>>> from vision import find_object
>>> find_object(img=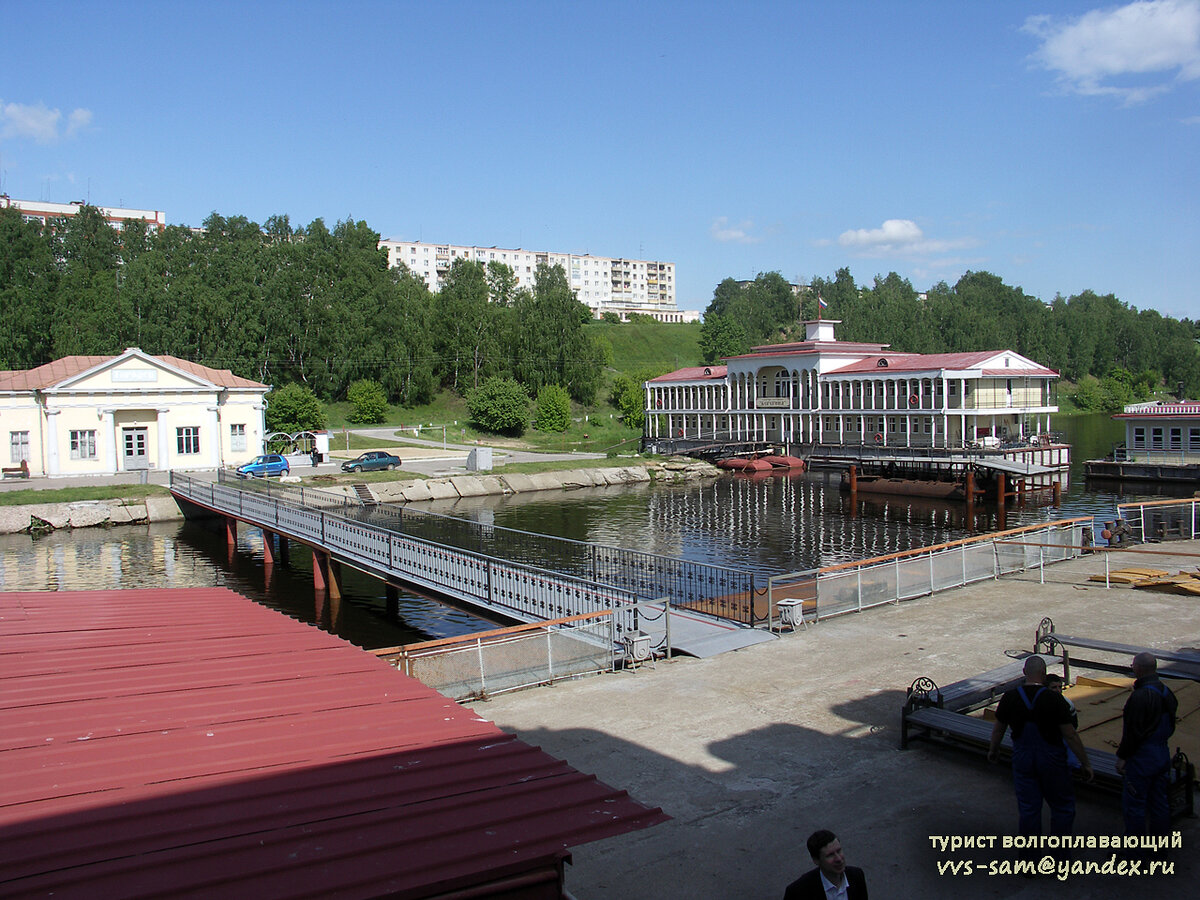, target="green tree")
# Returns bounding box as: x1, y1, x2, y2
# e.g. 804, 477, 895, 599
266, 383, 327, 433
485, 261, 520, 306
467, 376, 530, 436
436, 259, 500, 392
346, 379, 388, 424
0, 207, 58, 367
610, 367, 667, 428
510, 263, 604, 403
534, 384, 571, 432
698, 314, 748, 363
